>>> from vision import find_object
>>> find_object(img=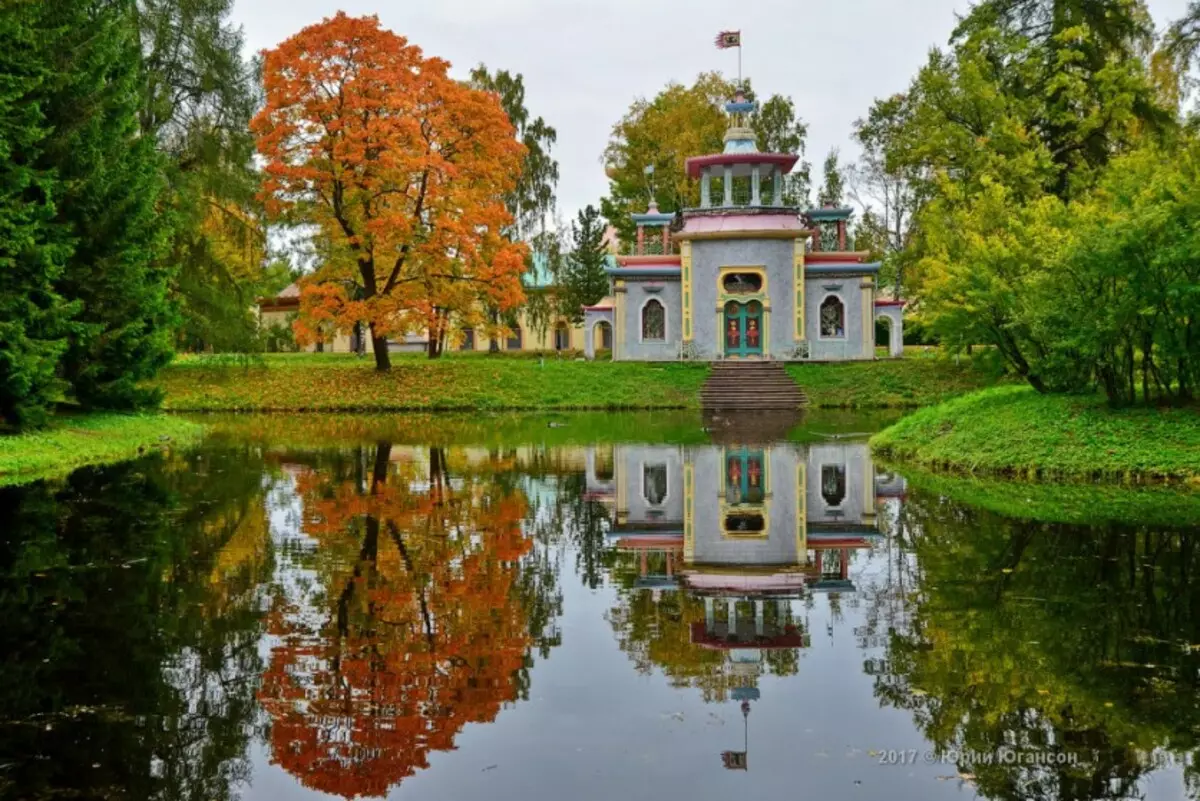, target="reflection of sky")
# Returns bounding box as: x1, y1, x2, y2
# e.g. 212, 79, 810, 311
238, 461, 1191, 801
